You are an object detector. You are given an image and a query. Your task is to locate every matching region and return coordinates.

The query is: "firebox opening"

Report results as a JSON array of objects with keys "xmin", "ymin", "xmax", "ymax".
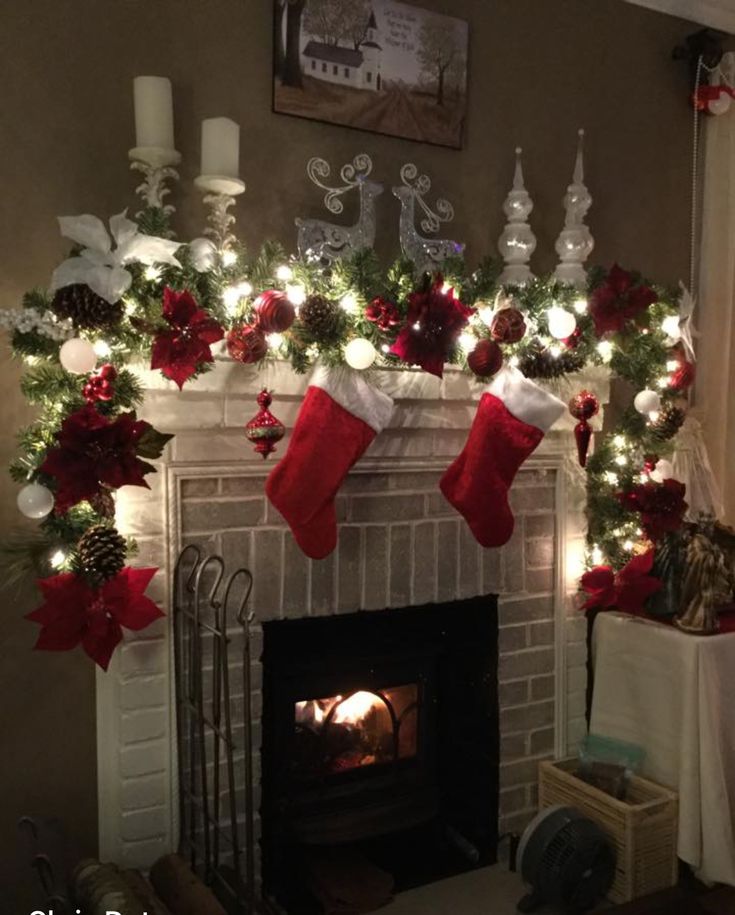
[{"xmin": 261, "ymin": 596, "xmax": 500, "ymax": 913}]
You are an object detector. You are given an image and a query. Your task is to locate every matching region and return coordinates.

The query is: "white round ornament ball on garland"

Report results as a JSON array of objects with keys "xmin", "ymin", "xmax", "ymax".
[
  {"xmin": 634, "ymin": 389, "xmax": 661, "ymax": 415},
  {"xmin": 59, "ymin": 337, "xmax": 96, "ymax": 374},
  {"xmin": 546, "ymin": 306, "xmax": 577, "ymax": 340},
  {"xmin": 17, "ymin": 482, "xmax": 54, "ymax": 519},
  {"xmin": 344, "ymin": 338, "xmax": 377, "ymax": 371}
]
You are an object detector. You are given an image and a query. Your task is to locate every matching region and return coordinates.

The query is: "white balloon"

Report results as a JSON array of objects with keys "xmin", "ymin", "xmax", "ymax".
[
  {"xmin": 60, "ymin": 337, "xmax": 96, "ymax": 374},
  {"xmin": 651, "ymin": 459, "xmax": 674, "ymax": 483},
  {"xmin": 634, "ymin": 389, "xmax": 661, "ymax": 415},
  {"xmin": 547, "ymin": 306, "xmax": 577, "ymax": 340},
  {"xmin": 344, "ymin": 338, "xmax": 377, "ymax": 371},
  {"xmin": 17, "ymin": 482, "xmax": 54, "ymax": 519}
]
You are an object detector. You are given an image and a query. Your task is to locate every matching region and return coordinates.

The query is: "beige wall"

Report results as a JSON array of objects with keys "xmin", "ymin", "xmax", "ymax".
[{"xmin": 0, "ymin": 0, "xmax": 693, "ymax": 902}]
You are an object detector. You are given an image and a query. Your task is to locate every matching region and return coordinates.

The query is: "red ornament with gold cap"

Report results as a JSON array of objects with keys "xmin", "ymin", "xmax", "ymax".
[
  {"xmin": 568, "ymin": 389, "xmax": 600, "ymax": 467},
  {"xmin": 245, "ymin": 389, "xmax": 286, "ymax": 459}
]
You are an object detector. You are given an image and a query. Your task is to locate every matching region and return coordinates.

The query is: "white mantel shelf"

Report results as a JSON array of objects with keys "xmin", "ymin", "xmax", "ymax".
[{"xmin": 623, "ymin": 0, "xmax": 735, "ymax": 33}]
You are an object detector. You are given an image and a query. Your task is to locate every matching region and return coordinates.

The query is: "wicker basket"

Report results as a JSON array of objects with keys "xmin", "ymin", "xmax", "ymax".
[{"xmin": 538, "ymin": 758, "xmax": 678, "ymax": 904}]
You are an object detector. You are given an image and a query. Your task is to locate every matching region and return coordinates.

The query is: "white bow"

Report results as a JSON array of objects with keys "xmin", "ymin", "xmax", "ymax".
[
  {"xmin": 676, "ymin": 282, "xmax": 699, "ymax": 362},
  {"xmin": 50, "ymin": 211, "xmax": 182, "ymax": 304}
]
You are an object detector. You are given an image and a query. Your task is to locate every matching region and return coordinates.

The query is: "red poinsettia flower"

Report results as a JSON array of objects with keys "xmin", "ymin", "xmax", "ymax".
[
  {"xmin": 619, "ymin": 478, "xmax": 688, "ymax": 541},
  {"xmin": 589, "ymin": 264, "xmax": 657, "ymax": 337},
  {"xmin": 151, "ymin": 287, "xmax": 224, "ymax": 389},
  {"xmin": 40, "ymin": 405, "xmax": 155, "ymax": 513},
  {"xmin": 27, "ymin": 567, "xmax": 163, "ymax": 670},
  {"xmin": 389, "ymin": 276, "xmax": 474, "ymax": 378},
  {"xmin": 581, "ymin": 550, "xmax": 662, "ymax": 615},
  {"xmin": 366, "ymin": 296, "xmax": 402, "ymax": 332}
]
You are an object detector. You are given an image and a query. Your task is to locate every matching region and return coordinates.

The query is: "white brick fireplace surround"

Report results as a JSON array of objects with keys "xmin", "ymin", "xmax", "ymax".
[{"xmin": 97, "ymin": 357, "xmax": 609, "ymax": 870}]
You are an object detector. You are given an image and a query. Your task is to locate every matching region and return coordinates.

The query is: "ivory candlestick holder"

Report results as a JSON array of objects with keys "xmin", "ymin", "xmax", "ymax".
[
  {"xmin": 195, "ymin": 174, "xmax": 246, "ymax": 254},
  {"xmin": 128, "ymin": 145, "xmax": 182, "ymax": 215}
]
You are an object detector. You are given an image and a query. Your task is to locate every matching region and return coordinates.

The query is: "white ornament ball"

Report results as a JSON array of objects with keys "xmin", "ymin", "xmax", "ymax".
[
  {"xmin": 661, "ymin": 315, "xmax": 681, "ymax": 340},
  {"xmin": 708, "ymin": 92, "xmax": 732, "ymax": 116},
  {"xmin": 650, "ymin": 459, "xmax": 674, "ymax": 483},
  {"xmin": 344, "ymin": 338, "xmax": 377, "ymax": 371},
  {"xmin": 634, "ymin": 389, "xmax": 661, "ymax": 415},
  {"xmin": 17, "ymin": 482, "xmax": 54, "ymax": 519},
  {"xmin": 59, "ymin": 337, "xmax": 96, "ymax": 374},
  {"xmin": 547, "ymin": 306, "xmax": 577, "ymax": 340}
]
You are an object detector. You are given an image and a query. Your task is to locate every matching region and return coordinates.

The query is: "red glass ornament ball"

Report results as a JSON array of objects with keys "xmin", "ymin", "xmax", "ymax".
[
  {"xmin": 490, "ymin": 307, "xmax": 526, "ymax": 344},
  {"xmin": 467, "ymin": 339, "xmax": 503, "ymax": 378},
  {"xmin": 98, "ymin": 364, "xmax": 117, "ymax": 381},
  {"xmin": 227, "ymin": 323, "xmax": 268, "ymax": 364},
  {"xmin": 254, "ymin": 289, "xmax": 296, "ymax": 334},
  {"xmin": 568, "ymin": 389, "xmax": 600, "ymax": 422},
  {"xmin": 669, "ymin": 359, "xmax": 695, "ymax": 392}
]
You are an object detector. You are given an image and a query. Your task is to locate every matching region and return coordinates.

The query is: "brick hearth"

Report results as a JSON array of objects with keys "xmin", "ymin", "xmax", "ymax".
[{"xmin": 96, "ymin": 357, "xmax": 608, "ymax": 870}]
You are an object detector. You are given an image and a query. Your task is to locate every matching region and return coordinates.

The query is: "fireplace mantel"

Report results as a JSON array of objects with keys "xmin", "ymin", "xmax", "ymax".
[{"xmin": 96, "ymin": 355, "xmax": 610, "ymax": 869}]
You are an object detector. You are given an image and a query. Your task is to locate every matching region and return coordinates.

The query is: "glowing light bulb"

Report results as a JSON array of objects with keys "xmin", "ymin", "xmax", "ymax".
[
  {"xmin": 441, "ymin": 281, "xmax": 452, "ymax": 294},
  {"xmin": 238, "ymin": 280, "xmax": 253, "ymax": 298},
  {"xmin": 340, "ymin": 292, "xmax": 359, "ymax": 314},
  {"xmin": 267, "ymin": 333, "xmax": 284, "ymax": 349},
  {"xmin": 276, "ymin": 264, "xmax": 293, "ymax": 282},
  {"xmin": 221, "ymin": 249, "xmax": 237, "ymax": 267},
  {"xmin": 657, "ymin": 376, "xmax": 670, "ymax": 389},
  {"xmin": 623, "ymin": 540, "xmax": 634, "ymax": 552},
  {"xmin": 666, "ymin": 360, "xmax": 679, "ymax": 372},
  {"xmin": 50, "ymin": 549, "xmax": 67, "ymax": 569},
  {"xmin": 509, "ymin": 355, "xmax": 520, "ymax": 367},
  {"xmin": 478, "ymin": 306, "xmax": 494, "ymax": 327},
  {"xmin": 222, "ymin": 286, "xmax": 241, "ymax": 312},
  {"xmin": 597, "ymin": 340, "xmax": 613, "ymax": 363},
  {"xmin": 458, "ymin": 332, "xmax": 476, "ymax": 354},
  {"xmin": 661, "ymin": 315, "xmax": 681, "ymax": 340},
  {"xmin": 604, "ymin": 472, "xmax": 619, "ymax": 485},
  {"xmin": 613, "ymin": 435, "xmax": 626, "ymax": 448},
  {"xmin": 93, "ymin": 339, "xmax": 111, "ymax": 358},
  {"xmin": 144, "ymin": 265, "xmax": 162, "ymax": 282},
  {"xmin": 549, "ymin": 344, "xmax": 562, "ymax": 358},
  {"xmin": 614, "ymin": 455, "xmax": 628, "ymax": 466},
  {"xmin": 591, "ymin": 545, "xmax": 604, "ymax": 566},
  {"xmin": 648, "ymin": 411, "xmax": 660, "ymax": 423},
  {"xmin": 286, "ymin": 284, "xmax": 306, "ymax": 307},
  {"xmin": 573, "ymin": 297, "xmax": 588, "ymax": 315},
  {"xmin": 412, "ymin": 322, "xmax": 421, "ymax": 331},
  {"xmin": 381, "ymin": 343, "xmax": 390, "ymax": 353}
]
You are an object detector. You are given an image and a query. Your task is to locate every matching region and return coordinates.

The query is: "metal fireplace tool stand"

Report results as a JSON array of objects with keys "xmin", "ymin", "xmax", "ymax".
[{"xmin": 173, "ymin": 544, "xmax": 278, "ymax": 914}]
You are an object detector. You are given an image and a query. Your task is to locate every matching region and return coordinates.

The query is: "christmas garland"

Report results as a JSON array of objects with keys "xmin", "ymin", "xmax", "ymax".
[{"xmin": 5, "ymin": 202, "xmax": 695, "ymax": 668}]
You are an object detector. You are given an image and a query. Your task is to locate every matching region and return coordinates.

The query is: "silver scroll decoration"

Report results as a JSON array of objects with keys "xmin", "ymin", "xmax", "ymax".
[
  {"xmin": 393, "ymin": 163, "xmax": 464, "ymax": 275},
  {"xmin": 295, "ymin": 154, "xmax": 383, "ymax": 263}
]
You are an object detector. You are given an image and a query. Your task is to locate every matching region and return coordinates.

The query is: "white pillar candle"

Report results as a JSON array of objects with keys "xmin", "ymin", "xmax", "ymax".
[
  {"xmin": 133, "ymin": 76, "xmax": 175, "ymax": 150},
  {"xmin": 200, "ymin": 117, "xmax": 240, "ymax": 178}
]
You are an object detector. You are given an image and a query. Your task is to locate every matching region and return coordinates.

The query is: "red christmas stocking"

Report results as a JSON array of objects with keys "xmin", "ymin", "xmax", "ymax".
[
  {"xmin": 440, "ymin": 366, "xmax": 565, "ymax": 548},
  {"xmin": 266, "ymin": 366, "xmax": 394, "ymax": 559}
]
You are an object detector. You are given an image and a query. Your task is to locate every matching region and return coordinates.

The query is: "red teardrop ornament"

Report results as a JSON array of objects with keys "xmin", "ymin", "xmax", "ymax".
[
  {"xmin": 574, "ymin": 421, "xmax": 592, "ymax": 468},
  {"xmin": 245, "ymin": 389, "xmax": 286, "ymax": 459}
]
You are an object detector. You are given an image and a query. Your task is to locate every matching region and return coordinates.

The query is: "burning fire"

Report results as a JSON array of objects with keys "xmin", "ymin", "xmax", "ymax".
[{"xmin": 295, "ymin": 690, "xmax": 385, "ymax": 727}]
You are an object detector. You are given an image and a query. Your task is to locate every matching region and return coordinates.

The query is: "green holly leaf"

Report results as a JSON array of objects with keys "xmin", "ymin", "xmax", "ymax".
[{"xmin": 137, "ymin": 426, "xmax": 174, "ymax": 460}]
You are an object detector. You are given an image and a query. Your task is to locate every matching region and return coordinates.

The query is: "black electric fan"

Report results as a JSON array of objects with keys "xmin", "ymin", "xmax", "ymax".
[{"xmin": 516, "ymin": 805, "xmax": 616, "ymax": 913}]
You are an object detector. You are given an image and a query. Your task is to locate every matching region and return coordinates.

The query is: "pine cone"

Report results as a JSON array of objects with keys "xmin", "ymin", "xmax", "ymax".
[
  {"xmin": 651, "ymin": 404, "xmax": 686, "ymax": 441},
  {"xmin": 51, "ymin": 283, "xmax": 124, "ymax": 331},
  {"xmin": 299, "ymin": 294, "xmax": 342, "ymax": 343},
  {"xmin": 518, "ymin": 344, "xmax": 585, "ymax": 379},
  {"xmin": 78, "ymin": 525, "xmax": 126, "ymax": 586}
]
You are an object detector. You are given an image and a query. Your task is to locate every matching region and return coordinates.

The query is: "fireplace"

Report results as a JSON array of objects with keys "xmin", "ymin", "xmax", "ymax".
[{"xmin": 261, "ymin": 596, "xmax": 499, "ymax": 909}]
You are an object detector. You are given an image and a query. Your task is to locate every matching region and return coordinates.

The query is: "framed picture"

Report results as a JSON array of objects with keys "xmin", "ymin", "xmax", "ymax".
[{"xmin": 273, "ymin": 1, "xmax": 469, "ymax": 149}]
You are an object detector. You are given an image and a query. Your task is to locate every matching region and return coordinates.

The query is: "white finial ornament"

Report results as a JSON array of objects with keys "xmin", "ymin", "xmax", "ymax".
[
  {"xmin": 553, "ymin": 129, "xmax": 594, "ymax": 288},
  {"xmin": 498, "ymin": 148, "xmax": 536, "ymax": 286}
]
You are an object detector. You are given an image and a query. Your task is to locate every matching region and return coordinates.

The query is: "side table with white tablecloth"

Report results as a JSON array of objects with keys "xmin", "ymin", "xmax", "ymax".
[{"xmin": 590, "ymin": 611, "xmax": 735, "ymax": 886}]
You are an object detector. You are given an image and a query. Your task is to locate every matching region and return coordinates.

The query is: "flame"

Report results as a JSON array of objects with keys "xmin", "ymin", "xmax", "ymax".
[
  {"xmin": 296, "ymin": 691, "xmax": 385, "ymax": 728},
  {"xmin": 333, "ymin": 691, "xmax": 382, "ymax": 724}
]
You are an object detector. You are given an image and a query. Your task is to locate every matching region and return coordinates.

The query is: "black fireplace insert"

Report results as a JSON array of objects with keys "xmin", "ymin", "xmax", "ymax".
[{"xmin": 261, "ymin": 595, "xmax": 499, "ymax": 911}]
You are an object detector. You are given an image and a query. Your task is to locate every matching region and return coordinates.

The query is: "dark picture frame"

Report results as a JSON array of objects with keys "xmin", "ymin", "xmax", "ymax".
[{"xmin": 273, "ymin": 0, "xmax": 469, "ymax": 149}]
